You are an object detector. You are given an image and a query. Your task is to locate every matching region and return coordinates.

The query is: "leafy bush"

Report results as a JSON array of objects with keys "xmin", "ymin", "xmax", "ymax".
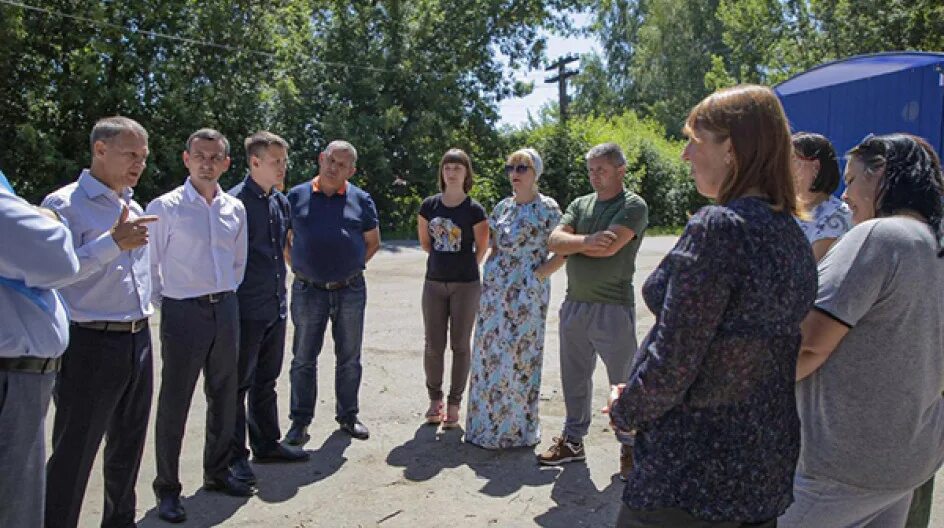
[{"xmin": 494, "ymin": 110, "xmax": 706, "ymax": 228}]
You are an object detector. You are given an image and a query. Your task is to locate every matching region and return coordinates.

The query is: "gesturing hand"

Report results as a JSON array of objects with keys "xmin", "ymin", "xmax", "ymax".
[{"xmin": 111, "ymin": 204, "xmax": 158, "ymax": 251}]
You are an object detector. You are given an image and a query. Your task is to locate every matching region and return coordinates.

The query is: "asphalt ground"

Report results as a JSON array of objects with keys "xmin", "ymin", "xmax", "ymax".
[{"xmin": 50, "ymin": 236, "xmax": 944, "ymax": 527}]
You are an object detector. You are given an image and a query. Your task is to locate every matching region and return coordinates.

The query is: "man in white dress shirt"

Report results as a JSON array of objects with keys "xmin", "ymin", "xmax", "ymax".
[
  {"xmin": 146, "ymin": 128, "xmax": 249, "ymax": 523},
  {"xmin": 42, "ymin": 116, "xmax": 158, "ymax": 528}
]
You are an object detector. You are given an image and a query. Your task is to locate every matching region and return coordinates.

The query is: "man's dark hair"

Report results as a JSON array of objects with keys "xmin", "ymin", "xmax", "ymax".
[{"xmin": 186, "ymin": 128, "xmax": 230, "ymax": 155}]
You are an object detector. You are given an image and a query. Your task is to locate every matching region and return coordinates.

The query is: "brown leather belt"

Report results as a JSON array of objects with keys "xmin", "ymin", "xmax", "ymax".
[
  {"xmin": 296, "ymin": 272, "xmax": 363, "ymax": 291},
  {"xmin": 0, "ymin": 356, "xmax": 62, "ymax": 374},
  {"xmin": 73, "ymin": 318, "xmax": 149, "ymax": 333}
]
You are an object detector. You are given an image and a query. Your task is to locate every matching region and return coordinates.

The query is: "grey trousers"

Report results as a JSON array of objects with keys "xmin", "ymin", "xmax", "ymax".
[
  {"xmin": 421, "ymin": 280, "xmax": 481, "ymax": 405},
  {"xmin": 779, "ymin": 472, "xmax": 914, "ymax": 528},
  {"xmin": 559, "ymin": 300, "xmax": 636, "ymax": 442},
  {"xmin": 0, "ymin": 370, "xmax": 55, "ymax": 528}
]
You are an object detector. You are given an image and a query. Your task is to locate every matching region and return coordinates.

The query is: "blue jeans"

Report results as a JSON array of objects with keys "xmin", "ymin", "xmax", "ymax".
[{"xmin": 289, "ymin": 276, "xmax": 366, "ymax": 425}]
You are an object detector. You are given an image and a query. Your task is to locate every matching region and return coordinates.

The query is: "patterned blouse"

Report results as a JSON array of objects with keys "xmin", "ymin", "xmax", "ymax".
[
  {"xmin": 796, "ymin": 195, "xmax": 852, "ymax": 244},
  {"xmin": 611, "ymin": 197, "xmax": 817, "ymax": 522}
]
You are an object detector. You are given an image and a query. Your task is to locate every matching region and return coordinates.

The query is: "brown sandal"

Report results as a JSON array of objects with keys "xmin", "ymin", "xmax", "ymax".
[
  {"xmin": 425, "ymin": 400, "xmax": 444, "ymax": 425},
  {"xmin": 442, "ymin": 404, "xmax": 461, "ymax": 429}
]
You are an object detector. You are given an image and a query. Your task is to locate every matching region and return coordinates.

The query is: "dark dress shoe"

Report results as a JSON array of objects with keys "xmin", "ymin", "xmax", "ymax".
[
  {"xmin": 229, "ymin": 457, "xmax": 257, "ymax": 484},
  {"xmin": 254, "ymin": 444, "xmax": 310, "ymax": 463},
  {"xmin": 157, "ymin": 495, "xmax": 186, "ymax": 523},
  {"xmin": 203, "ymin": 474, "xmax": 255, "ymax": 497},
  {"xmin": 283, "ymin": 423, "xmax": 310, "ymax": 446},
  {"xmin": 339, "ymin": 418, "xmax": 369, "ymax": 440}
]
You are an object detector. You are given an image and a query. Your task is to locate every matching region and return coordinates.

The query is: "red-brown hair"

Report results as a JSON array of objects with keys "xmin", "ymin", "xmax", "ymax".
[{"xmin": 683, "ymin": 84, "xmax": 799, "ymax": 215}]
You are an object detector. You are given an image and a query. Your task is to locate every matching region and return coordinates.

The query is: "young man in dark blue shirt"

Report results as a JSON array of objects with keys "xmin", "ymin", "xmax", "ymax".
[
  {"xmin": 227, "ymin": 131, "xmax": 308, "ymax": 488},
  {"xmin": 284, "ymin": 140, "xmax": 381, "ymax": 445}
]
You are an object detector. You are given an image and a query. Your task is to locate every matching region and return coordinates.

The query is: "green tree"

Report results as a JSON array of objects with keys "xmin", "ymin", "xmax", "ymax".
[
  {"xmin": 714, "ymin": 0, "xmax": 944, "ymax": 86},
  {"xmin": 505, "ymin": 109, "xmax": 704, "ymax": 227},
  {"xmin": 0, "ymin": 0, "xmax": 585, "ymax": 236},
  {"xmin": 580, "ymin": 0, "xmax": 727, "ymax": 136}
]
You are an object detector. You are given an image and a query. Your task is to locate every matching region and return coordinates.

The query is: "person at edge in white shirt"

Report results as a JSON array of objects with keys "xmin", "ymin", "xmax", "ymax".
[
  {"xmin": 0, "ymin": 170, "xmax": 79, "ymax": 528},
  {"xmin": 145, "ymin": 128, "xmax": 249, "ymax": 523},
  {"xmin": 42, "ymin": 116, "xmax": 159, "ymax": 528}
]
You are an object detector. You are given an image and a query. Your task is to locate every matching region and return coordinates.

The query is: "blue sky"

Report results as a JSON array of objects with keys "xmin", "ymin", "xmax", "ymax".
[{"xmin": 498, "ymin": 13, "xmax": 600, "ymax": 127}]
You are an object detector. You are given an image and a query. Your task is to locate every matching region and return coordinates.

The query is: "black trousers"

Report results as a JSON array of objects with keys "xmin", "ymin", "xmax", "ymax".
[
  {"xmin": 232, "ymin": 316, "xmax": 287, "ymax": 460},
  {"xmin": 45, "ymin": 325, "xmax": 153, "ymax": 528},
  {"xmin": 153, "ymin": 295, "xmax": 239, "ymax": 497},
  {"xmin": 616, "ymin": 503, "xmax": 777, "ymax": 528}
]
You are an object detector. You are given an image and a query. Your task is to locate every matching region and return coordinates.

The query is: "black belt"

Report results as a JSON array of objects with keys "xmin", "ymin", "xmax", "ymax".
[
  {"xmin": 73, "ymin": 318, "xmax": 149, "ymax": 333},
  {"xmin": 296, "ymin": 272, "xmax": 363, "ymax": 291},
  {"xmin": 0, "ymin": 356, "xmax": 61, "ymax": 374},
  {"xmin": 188, "ymin": 291, "xmax": 235, "ymax": 304}
]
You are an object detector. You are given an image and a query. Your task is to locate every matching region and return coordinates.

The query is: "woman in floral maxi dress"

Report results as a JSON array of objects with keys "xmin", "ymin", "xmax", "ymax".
[{"xmin": 465, "ymin": 148, "xmax": 564, "ymax": 449}]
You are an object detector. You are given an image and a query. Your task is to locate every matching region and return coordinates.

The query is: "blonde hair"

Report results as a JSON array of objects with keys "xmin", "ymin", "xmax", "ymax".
[{"xmin": 507, "ymin": 149, "xmax": 541, "ymax": 194}]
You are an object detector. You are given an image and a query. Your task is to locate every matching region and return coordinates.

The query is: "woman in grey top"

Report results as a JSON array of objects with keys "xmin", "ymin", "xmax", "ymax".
[{"xmin": 782, "ymin": 134, "xmax": 944, "ymax": 527}]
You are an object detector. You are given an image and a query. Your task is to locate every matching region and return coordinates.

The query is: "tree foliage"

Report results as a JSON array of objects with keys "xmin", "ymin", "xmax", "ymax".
[
  {"xmin": 0, "ymin": 0, "xmax": 581, "ymax": 235},
  {"xmin": 572, "ymin": 0, "xmax": 944, "ymax": 137},
  {"xmin": 506, "ymin": 109, "xmax": 704, "ymax": 228}
]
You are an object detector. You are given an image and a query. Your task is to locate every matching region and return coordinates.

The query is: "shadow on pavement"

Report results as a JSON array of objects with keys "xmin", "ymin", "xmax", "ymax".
[
  {"xmin": 137, "ymin": 430, "xmax": 352, "ymax": 527},
  {"xmin": 138, "ymin": 489, "xmax": 250, "ymax": 528},
  {"xmin": 465, "ymin": 444, "xmax": 559, "ymax": 497},
  {"xmin": 386, "ymin": 423, "xmax": 467, "ymax": 481},
  {"xmin": 387, "ymin": 425, "xmax": 558, "ymax": 496},
  {"xmin": 254, "ymin": 430, "xmax": 352, "ymax": 503},
  {"xmin": 533, "ymin": 463, "xmax": 622, "ymax": 527}
]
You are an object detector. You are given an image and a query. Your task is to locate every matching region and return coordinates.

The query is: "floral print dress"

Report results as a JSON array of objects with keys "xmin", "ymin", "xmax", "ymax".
[{"xmin": 464, "ymin": 194, "xmax": 561, "ymax": 449}]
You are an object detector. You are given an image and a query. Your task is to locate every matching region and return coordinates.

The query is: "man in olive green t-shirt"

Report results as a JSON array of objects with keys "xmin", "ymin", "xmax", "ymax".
[{"xmin": 537, "ymin": 143, "xmax": 648, "ymax": 474}]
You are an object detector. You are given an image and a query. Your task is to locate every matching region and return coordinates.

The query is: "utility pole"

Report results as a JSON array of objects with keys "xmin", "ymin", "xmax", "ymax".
[{"xmin": 544, "ymin": 54, "xmax": 580, "ymax": 126}]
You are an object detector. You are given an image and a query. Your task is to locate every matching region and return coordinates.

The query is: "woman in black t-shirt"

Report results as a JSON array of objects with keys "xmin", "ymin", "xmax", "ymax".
[{"xmin": 417, "ymin": 149, "xmax": 489, "ymax": 428}]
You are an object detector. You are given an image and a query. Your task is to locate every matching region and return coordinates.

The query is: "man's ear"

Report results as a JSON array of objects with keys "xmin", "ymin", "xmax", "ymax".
[{"xmin": 93, "ymin": 140, "xmax": 107, "ymax": 159}]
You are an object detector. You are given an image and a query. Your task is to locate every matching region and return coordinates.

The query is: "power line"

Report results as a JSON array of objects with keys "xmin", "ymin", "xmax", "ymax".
[{"xmin": 0, "ymin": 0, "xmax": 472, "ymax": 79}]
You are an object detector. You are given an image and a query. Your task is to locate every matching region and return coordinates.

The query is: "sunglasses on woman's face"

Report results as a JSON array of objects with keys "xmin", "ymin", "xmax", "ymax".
[{"xmin": 504, "ymin": 164, "xmax": 531, "ymax": 175}]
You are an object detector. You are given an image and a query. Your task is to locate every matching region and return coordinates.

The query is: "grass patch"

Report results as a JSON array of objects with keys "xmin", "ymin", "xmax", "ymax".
[{"xmin": 646, "ymin": 225, "xmax": 685, "ymax": 236}]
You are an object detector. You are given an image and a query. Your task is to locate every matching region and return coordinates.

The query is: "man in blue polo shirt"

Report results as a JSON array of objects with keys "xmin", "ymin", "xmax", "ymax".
[{"xmin": 284, "ymin": 140, "xmax": 380, "ymax": 444}]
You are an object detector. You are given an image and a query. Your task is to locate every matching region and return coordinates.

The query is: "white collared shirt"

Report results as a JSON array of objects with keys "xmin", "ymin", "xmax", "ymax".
[
  {"xmin": 42, "ymin": 169, "xmax": 153, "ymax": 322},
  {"xmin": 146, "ymin": 178, "xmax": 247, "ymax": 303}
]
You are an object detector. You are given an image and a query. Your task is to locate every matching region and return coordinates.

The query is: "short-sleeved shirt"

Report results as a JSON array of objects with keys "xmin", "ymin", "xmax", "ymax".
[
  {"xmin": 229, "ymin": 176, "xmax": 290, "ymax": 321},
  {"xmin": 287, "ymin": 179, "xmax": 379, "ymax": 283},
  {"xmin": 418, "ymin": 194, "xmax": 486, "ymax": 282},
  {"xmin": 797, "ymin": 216, "xmax": 944, "ymax": 490},
  {"xmin": 796, "ymin": 195, "xmax": 852, "ymax": 244},
  {"xmin": 560, "ymin": 190, "xmax": 648, "ymax": 306}
]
